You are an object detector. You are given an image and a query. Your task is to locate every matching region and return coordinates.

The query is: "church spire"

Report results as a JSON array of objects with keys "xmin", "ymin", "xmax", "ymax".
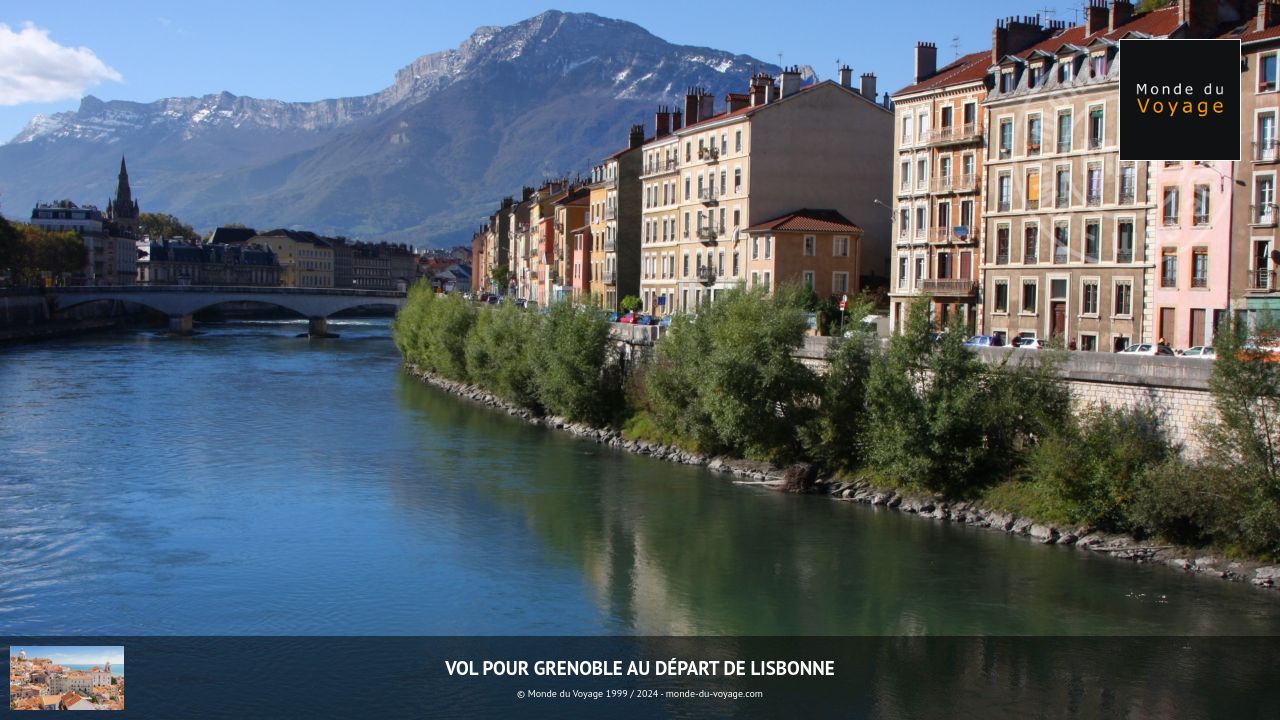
[{"xmin": 107, "ymin": 156, "xmax": 140, "ymax": 237}]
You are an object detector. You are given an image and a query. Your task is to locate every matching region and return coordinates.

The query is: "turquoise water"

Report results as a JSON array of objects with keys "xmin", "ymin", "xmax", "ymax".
[{"xmin": 1, "ymin": 317, "xmax": 1279, "ymax": 636}]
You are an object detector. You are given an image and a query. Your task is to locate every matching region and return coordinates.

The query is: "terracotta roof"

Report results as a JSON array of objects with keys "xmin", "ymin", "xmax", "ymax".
[
  {"xmin": 1222, "ymin": 14, "xmax": 1280, "ymax": 44},
  {"xmin": 745, "ymin": 209, "xmax": 861, "ymax": 233},
  {"xmin": 893, "ymin": 50, "xmax": 990, "ymax": 97},
  {"xmin": 1010, "ymin": 6, "xmax": 1184, "ymax": 60}
]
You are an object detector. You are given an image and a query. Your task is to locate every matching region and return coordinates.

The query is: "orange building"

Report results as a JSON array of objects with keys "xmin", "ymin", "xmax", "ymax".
[{"xmin": 743, "ymin": 209, "xmax": 863, "ymax": 300}]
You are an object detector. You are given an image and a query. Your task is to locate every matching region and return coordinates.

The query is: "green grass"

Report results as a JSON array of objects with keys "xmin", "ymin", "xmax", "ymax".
[
  {"xmin": 621, "ymin": 411, "xmax": 701, "ymax": 454},
  {"xmin": 972, "ymin": 477, "xmax": 1078, "ymax": 528}
]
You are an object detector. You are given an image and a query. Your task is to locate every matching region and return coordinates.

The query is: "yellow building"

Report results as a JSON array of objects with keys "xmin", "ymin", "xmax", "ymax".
[{"xmin": 250, "ymin": 230, "xmax": 335, "ymax": 288}]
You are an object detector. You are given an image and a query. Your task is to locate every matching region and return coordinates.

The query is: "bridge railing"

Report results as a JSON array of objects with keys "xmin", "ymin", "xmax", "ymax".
[{"xmin": 49, "ymin": 285, "xmax": 407, "ymax": 299}]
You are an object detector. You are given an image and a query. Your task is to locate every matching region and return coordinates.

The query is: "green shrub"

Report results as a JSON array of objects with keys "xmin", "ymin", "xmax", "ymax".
[
  {"xmin": 465, "ymin": 302, "xmax": 540, "ymax": 408},
  {"xmin": 531, "ymin": 300, "xmax": 616, "ymax": 424},
  {"xmin": 1028, "ymin": 404, "xmax": 1175, "ymax": 533},
  {"xmin": 802, "ymin": 295, "xmax": 875, "ymax": 471},
  {"xmin": 419, "ymin": 292, "xmax": 476, "ymax": 380},
  {"xmin": 392, "ymin": 282, "xmax": 434, "ymax": 367}
]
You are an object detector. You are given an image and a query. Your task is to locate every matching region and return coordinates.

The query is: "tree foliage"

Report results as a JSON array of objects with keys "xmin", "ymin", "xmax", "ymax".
[
  {"xmin": 0, "ymin": 222, "xmax": 87, "ymax": 286},
  {"xmin": 139, "ymin": 212, "xmax": 198, "ymax": 241},
  {"xmin": 531, "ymin": 300, "xmax": 617, "ymax": 424},
  {"xmin": 465, "ymin": 300, "xmax": 539, "ymax": 408}
]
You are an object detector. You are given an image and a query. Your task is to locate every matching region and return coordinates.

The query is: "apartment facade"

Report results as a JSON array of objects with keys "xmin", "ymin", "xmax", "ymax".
[
  {"xmin": 890, "ymin": 48, "xmax": 988, "ymax": 333},
  {"xmin": 602, "ymin": 129, "xmax": 644, "ymax": 311},
  {"xmin": 639, "ymin": 112, "xmax": 683, "ymax": 314},
  {"xmin": 587, "ymin": 171, "xmax": 610, "ymax": 303},
  {"xmin": 551, "ymin": 186, "xmax": 590, "ymax": 304},
  {"xmin": 1230, "ymin": 4, "xmax": 1280, "ymax": 324},
  {"xmin": 743, "ymin": 209, "xmax": 862, "ymax": 300},
  {"xmin": 252, "ymin": 230, "xmax": 334, "ymax": 288}
]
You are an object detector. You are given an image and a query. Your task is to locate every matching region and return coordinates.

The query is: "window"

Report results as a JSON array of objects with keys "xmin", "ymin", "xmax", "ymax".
[
  {"xmin": 1114, "ymin": 281, "xmax": 1133, "ymax": 316},
  {"xmin": 915, "ymin": 257, "xmax": 925, "ymax": 281},
  {"xmin": 1057, "ymin": 111, "xmax": 1072, "ymax": 153},
  {"xmin": 1029, "ymin": 65, "xmax": 1042, "ymax": 87},
  {"xmin": 916, "ymin": 206, "xmax": 927, "ymax": 237},
  {"xmin": 1192, "ymin": 248, "xmax": 1209, "ymax": 288},
  {"xmin": 898, "ymin": 208, "xmax": 909, "ymax": 238},
  {"xmin": 735, "ymin": 130, "xmax": 742, "ymax": 153},
  {"xmin": 1256, "ymin": 176, "xmax": 1276, "ymax": 223},
  {"xmin": 1161, "ymin": 248, "xmax": 1178, "ymax": 287},
  {"xmin": 963, "ymin": 102, "xmax": 976, "ymax": 128},
  {"xmin": 939, "ymin": 156, "xmax": 952, "ymax": 184},
  {"xmin": 1261, "ymin": 52, "xmax": 1277, "ymax": 93},
  {"xmin": 1194, "ymin": 184, "xmax": 1211, "ymax": 225},
  {"xmin": 1026, "ymin": 169, "xmax": 1040, "ymax": 209},
  {"xmin": 999, "ymin": 119, "xmax": 1013, "ymax": 158},
  {"xmin": 1117, "ymin": 220, "xmax": 1135, "ymax": 262},
  {"xmin": 683, "ymin": 253, "xmax": 690, "ymax": 277},
  {"xmin": 1021, "ymin": 280, "xmax": 1038, "ymax": 315},
  {"xmin": 937, "ymin": 252, "xmax": 951, "ymax": 279},
  {"xmin": 960, "ymin": 200, "xmax": 974, "ymax": 229},
  {"xmin": 1091, "ymin": 53, "xmax": 1108, "ymax": 78},
  {"xmin": 833, "ymin": 272, "xmax": 849, "ymax": 294},
  {"xmin": 1088, "ymin": 107, "xmax": 1104, "ymax": 149},
  {"xmin": 1080, "ymin": 334, "xmax": 1097, "ymax": 352},
  {"xmin": 1054, "ymin": 223, "xmax": 1069, "ymax": 264},
  {"xmin": 733, "ymin": 209, "xmax": 740, "ymax": 227},
  {"xmin": 1000, "ymin": 70, "xmax": 1015, "ymax": 93},
  {"xmin": 937, "ymin": 201, "xmax": 951, "ymax": 231},
  {"xmin": 1086, "ymin": 164, "xmax": 1103, "ymax": 206},
  {"xmin": 1119, "ymin": 163, "xmax": 1137, "ymax": 204},
  {"xmin": 1084, "ymin": 221, "xmax": 1100, "ymax": 263},
  {"xmin": 803, "ymin": 235, "xmax": 816, "ymax": 256},
  {"xmin": 998, "ymin": 173, "xmax": 1012, "ymax": 211},
  {"xmin": 734, "ymin": 168, "xmax": 742, "ymax": 192},
  {"xmin": 803, "ymin": 271, "xmax": 815, "ymax": 288},
  {"xmin": 917, "ymin": 158, "xmax": 927, "ymax": 189},
  {"xmin": 1055, "ymin": 167, "xmax": 1071, "ymax": 208},
  {"xmin": 995, "ymin": 226, "xmax": 1010, "ymax": 264},
  {"xmin": 1059, "ymin": 60, "xmax": 1072, "ymax": 84},
  {"xmin": 764, "ymin": 237, "xmax": 772, "ymax": 259},
  {"xmin": 994, "ymin": 280, "xmax": 1009, "ymax": 313},
  {"xmin": 834, "ymin": 236, "xmax": 850, "ymax": 257},
  {"xmin": 1082, "ymin": 280, "xmax": 1099, "ymax": 315},
  {"xmin": 763, "ymin": 271, "xmax": 771, "ymax": 291},
  {"xmin": 900, "ymin": 161, "xmax": 910, "ymax": 190},
  {"xmin": 1163, "ymin": 186, "xmax": 1180, "ymax": 226},
  {"xmin": 898, "ymin": 257, "xmax": 908, "ymax": 288},
  {"xmin": 732, "ymin": 251, "xmax": 740, "ymax": 276},
  {"xmin": 684, "ymin": 177, "xmax": 691, "ymax": 201},
  {"xmin": 1024, "ymin": 224, "xmax": 1039, "ymax": 264},
  {"xmin": 1027, "ymin": 115, "xmax": 1042, "ymax": 154}
]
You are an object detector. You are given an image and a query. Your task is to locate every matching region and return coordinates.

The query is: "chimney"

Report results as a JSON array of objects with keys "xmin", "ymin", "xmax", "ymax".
[
  {"xmin": 522, "ymin": 186, "xmax": 534, "ymax": 202},
  {"xmin": 860, "ymin": 72, "xmax": 877, "ymax": 100},
  {"xmin": 1178, "ymin": 0, "xmax": 1217, "ymax": 38},
  {"xmin": 1259, "ymin": 0, "xmax": 1280, "ymax": 30},
  {"xmin": 778, "ymin": 66, "xmax": 801, "ymax": 98},
  {"xmin": 629, "ymin": 124, "xmax": 645, "ymax": 149},
  {"xmin": 915, "ymin": 42, "xmax": 938, "ymax": 83},
  {"xmin": 1109, "ymin": 0, "xmax": 1134, "ymax": 31},
  {"xmin": 671, "ymin": 110, "xmax": 683, "ymax": 130},
  {"xmin": 838, "ymin": 65, "xmax": 853, "ymax": 88},
  {"xmin": 654, "ymin": 106, "xmax": 671, "ymax": 138},
  {"xmin": 1086, "ymin": 0, "xmax": 1108, "ymax": 35},
  {"xmin": 764, "ymin": 78, "xmax": 779, "ymax": 103},
  {"xmin": 992, "ymin": 16, "xmax": 1052, "ymax": 66},
  {"xmin": 726, "ymin": 92, "xmax": 749, "ymax": 112},
  {"xmin": 749, "ymin": 74, "xmax": 770, "ymax": 106},
  {"xmin": 683, "ymin": 87, "xmax": 702, "ymax": 125},
  {"xmin": 698, "ymin": 89, "xmax": 714, "ymax": 120}
]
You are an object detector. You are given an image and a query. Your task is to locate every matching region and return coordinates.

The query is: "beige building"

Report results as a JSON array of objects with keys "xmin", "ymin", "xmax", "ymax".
[
  {"xmin": 1229, "ymin": 4, "xmax": 1280, "ymax": 324},
  {"xmin": 252, "ymin": 230, "xmax": 334, "ymax": 288},
  {"xmin": 587, "ymin": 169, "xmax": 611, "ymax": 303},
  {"xmin": 642, "ymin": 68, "xmax": 892, "ymax": 314},
  {"xmin": 890, "ymin": 47, "xmax": 988, "ymax": 332}
]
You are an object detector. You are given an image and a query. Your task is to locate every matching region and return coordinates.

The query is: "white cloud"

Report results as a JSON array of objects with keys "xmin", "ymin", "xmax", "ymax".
[{"xmin": 0, "ymin": 22, "xmax": 122, "ymax": 106}]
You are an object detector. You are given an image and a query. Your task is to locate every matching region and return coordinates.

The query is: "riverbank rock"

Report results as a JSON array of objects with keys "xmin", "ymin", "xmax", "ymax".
[
  {"xmin": 780, "ymin": 463, "xmax": 818, "ymax": 493},
  {"xmin": 1253, "ymin": 566, "xmax": 1280, "ymax": 588},
  {"xmin": 1029, "ymin": 524, "xmax": 1059, "ymax": 544}
]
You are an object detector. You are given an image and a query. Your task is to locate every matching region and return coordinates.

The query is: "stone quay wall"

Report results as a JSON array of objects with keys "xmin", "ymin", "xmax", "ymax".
[{"xmin": 610, "ymin": 327, "xmax": 1217, "ymax": 454}]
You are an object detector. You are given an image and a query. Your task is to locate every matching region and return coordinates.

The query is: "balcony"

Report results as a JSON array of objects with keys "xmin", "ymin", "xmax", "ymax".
[
  {"xmin": 1057, "ymin": 140, "xmax": 1072, "ymax": 153},
  {"xmin": 1191, "ymin": 275, "xmax": 1208, "ymax": 289},
  {"xmin": 1255, "ymin": 140, "xmax": 1278, "ymax": 163},
  {"xmin": 998, "ymin": 147, "xmax": 1012, "ymax": 160},
  {"xmin": 697, "ymin": 225, "xmax": 722, "ymax": 243},
  {"xmin": 1026, "ymin": 142, "xmax": 1042, "ymax": 156},
  {"xmin": 1119, "ymin": 190, "xmax": 1136, "ymax": 205},
  {"xmin": 1055, "ymin": 195, "xmax": 1070, "ymax": 209},
  {"xmin": 604, "ymin": 206, "xmax": 617, "ymax": 220},
  {"xmin": 697, "ymin": 187, "xmax": 719, "ymax": 205},
  {"xmin": 1026, "ymin": 197, "xmax": 1039, "ymax": 210},
  {"xmin": 1024, "ymin": 247, "xmax": 1039, "ymax": 264},
  {"xmin": 924, "ymin": 123, "xmax": 981, "ymax": 147},
  {"xmin": 927, "ymin": 227, "xmax": 976, "ymax": 244},
  {"xmin": 697, "ymin": 146, "xmax": 720, "ymax": 163},
  {"xmin": 696, "ymin": 265, "xmax": 716, "ymax": 284},
  {"xmin": 1252, "ymin": 268, "xmax": 1273, "ymax": 292},
  {"xmin": 1253, "ymin": 204, "xmax": 1278, "ymax": 226},
  {"xmin": 603, "ymin": 237, "xmax": 616, "ymax": 252},
  {"xmin": 995, "ymin": 252, "xmax": 1010, "ymax": 265},
  {"xmin": 1086, "ymin": 193, "xmax": 1102, "ymax": 207},
  {"xmin": 1053, "ymin": 247, "xmax": 1069, "ymax": 264},
  {"xmin": 1194, "ymin": 213, "xmax": 1210, "ymax": 226},
  {"xmin": 921, "ymin": 279, "xmax": 977, "ymax": 296},
  {"xmin": 603, "ymin": 270, "xmax": 616, "ymax": 285},
  {"xmin": 1117, "ymin": 248, "xmax": 1134, "ymax": 263},
  {"xmin": 1088, "ymin": 136, "xmax": 1103, "ymax": 150}
]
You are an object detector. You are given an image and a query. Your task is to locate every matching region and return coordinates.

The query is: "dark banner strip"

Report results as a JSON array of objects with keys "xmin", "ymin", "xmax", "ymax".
[{"xmin": 6, "ymin": 636, "xmax": 1279, "ymax": 719}]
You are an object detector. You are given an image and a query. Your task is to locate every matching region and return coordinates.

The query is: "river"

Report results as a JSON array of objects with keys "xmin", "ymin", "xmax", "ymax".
[{"xmin": 2, "ymin": 317, "xmax": 1279, "ymax": 638}]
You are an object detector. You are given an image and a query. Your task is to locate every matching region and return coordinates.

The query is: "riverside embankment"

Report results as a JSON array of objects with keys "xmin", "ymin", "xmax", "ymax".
[{"xmin": 404, "ymin": 363, "xmax": 1280, "ymax": 594}]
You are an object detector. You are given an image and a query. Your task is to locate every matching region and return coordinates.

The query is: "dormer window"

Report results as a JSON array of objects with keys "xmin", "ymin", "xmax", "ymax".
[
  {"xmin": 1000, "ymin": 70, "xmax": 1015, "ymax": 93},
  {"xmin": 1091, "ymin": 53, "xmax": 1108, "ymax": 78},
  {"xmin": 1028, "ymin": 64, "xmax": 1042, "ymax": 87},
  {"xmin": 1058, "ymin": 61, "xmax": 1071, "ymax": 83}
]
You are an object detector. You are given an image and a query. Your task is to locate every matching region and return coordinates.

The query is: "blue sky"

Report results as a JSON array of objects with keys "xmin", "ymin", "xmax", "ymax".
[
  {"xmin": 10, "ymin": 646, "xmax": 124, "ymax": 665},
  {"xmin": 0, "ymin": 1, "xmax": 1090, "ymax": 142}
]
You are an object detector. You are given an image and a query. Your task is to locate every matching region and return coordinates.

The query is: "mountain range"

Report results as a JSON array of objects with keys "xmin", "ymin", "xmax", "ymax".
[{"xmin": 0, "ymin": 11, "xmax": 809, "ymax": 247}]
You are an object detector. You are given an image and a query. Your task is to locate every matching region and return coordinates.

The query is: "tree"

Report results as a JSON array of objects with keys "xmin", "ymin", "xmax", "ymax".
[
  {"xmin": 531, "ymin": 300, "xmax": 616, "ymax": 424},
  {"xmin": 1137, "ymin": 0, "xmax": 1175, "ymax": 11},
  {"xmin": 619, "ymin": 295, "xmax": 642, "ymax": 313},
  {"xmin": 803, "ymin": 294, "xmax": 876, "ymax": 471},
  {"xmin": 139, "ymin": 212, "xmax": 198, "ymax": 241},
  {"xmin": 490, "ymin": 265, "xmax": 511, "ymax": 294}
]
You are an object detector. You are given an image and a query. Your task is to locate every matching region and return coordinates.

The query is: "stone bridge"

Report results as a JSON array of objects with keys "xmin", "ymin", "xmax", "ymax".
[{"xmin": 49, "ymin": 285, "xmax": 407, "ymax": 335}]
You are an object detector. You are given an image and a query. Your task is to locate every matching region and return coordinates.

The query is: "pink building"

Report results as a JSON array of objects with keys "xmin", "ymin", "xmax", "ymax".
[
  {"xmin": 570, "ymin": 224, "xmax": 592, "ymax": 300},
  {"xmin": 1151, "ymin": 161, "xmax": 1234, "ymax": 350}
]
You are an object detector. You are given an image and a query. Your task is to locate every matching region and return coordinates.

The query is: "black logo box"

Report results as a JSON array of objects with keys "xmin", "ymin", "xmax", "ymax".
[{"xmin": 1120, "ymin": 38, "xmax": 1241, "ymax": 161}]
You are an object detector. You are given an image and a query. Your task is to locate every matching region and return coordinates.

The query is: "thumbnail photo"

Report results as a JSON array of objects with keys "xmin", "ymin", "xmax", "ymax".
[{"xmin": 9, "ymin": 647, "xmax": 124, "ymax": 711}]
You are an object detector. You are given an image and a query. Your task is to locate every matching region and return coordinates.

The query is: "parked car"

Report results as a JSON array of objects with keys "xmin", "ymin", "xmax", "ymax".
[
  {"xmin": 618, "ymin": 312, "xmax": 636, "ymax": 324},
  {"xmin": 514, "ymin": 298, "xmax": 528, "ymax": 308},
  {"xmin": 963, "ymin": 335, "xmax": 1004, "ymax": 347},
  {"xmin": 607, "ymin": 312, "xmax": 620, "ymax": 323},
  {"xmin": 1119, "ymin": 343, "xmax": 1175, "ymax": 356},
  {"xmin": 635, "ymin": 314, "xmax": 655, "ymax": 326},
  {"xmin": 658, "ymin": 315, "xmax": 673, "ymax": 328},
  {"xmin": 1014, "ymin": 337, "xmax": 1046, "ymax": 350},
  {"xmin": 487, "ymin": 295, "xmax": 500, "ymax": 304},
  {"xmin": 1180, "ymin": 346, "xmax": 1216, "ymax": 359}
]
